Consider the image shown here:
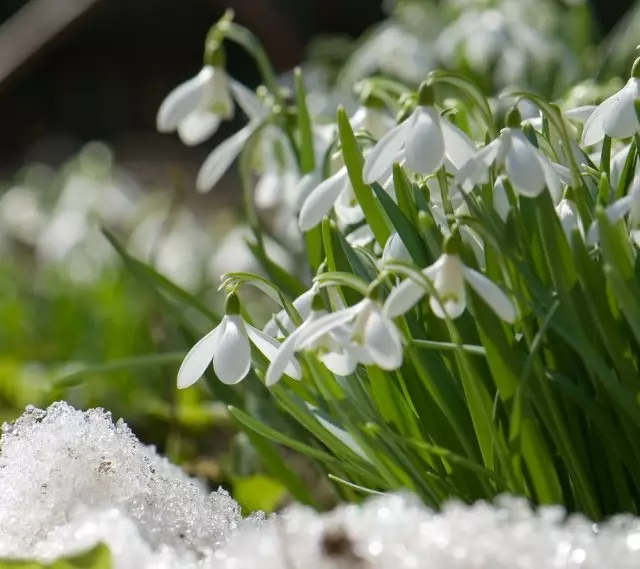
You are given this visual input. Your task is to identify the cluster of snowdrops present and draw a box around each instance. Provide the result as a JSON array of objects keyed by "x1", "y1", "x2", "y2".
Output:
[{"x1": 151, "y1": 8, "x2": 640, "y2": 519}]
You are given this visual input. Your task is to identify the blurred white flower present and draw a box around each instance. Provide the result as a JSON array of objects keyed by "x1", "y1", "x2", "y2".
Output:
[
  {"x1": 157, "y1": 66, "x2": 234, "y2": 146},
  {"x1": 196, "y1": 82, "x2": 268, "y2": 193},
  {"x1": 385, "y1": 253, "x2": 516, "y2": 322},
  {"x1": 382, "y1": 232, "x2": 411, "y2": 263},
  {"x1": 350, "y1": 105, "x2": 396, "y2": 140},
  {"x1": 556, "y1": 199, "x2": 584, "y2": 243}
]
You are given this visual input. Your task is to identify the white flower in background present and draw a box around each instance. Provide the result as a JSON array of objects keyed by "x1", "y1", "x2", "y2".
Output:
[
  {"x1": 587, "y1": 176, "x2": 640, "y2": 245},
  {"x1": 582, "y1": 61, "x2": 640, "y2": 146},
  {"x1": 556, "y1": 199, "x2": 584, "y2": 243},
  {"x1": 178, "y1": 295, "x2": 301, "y2": 388},
  {"x1": 493, "y1": 176, "x2": 512, "y2": 222},
  {"x1": 208, "y1": 225, "x2": 293, "y2": 279},
  {"x1": 363, "y1": 84, "x2": 476, "y2": 183},
  {"x1": 350, "y1": 102, "x2": 396, "y2": 140},
  {"x1": 156, "y1": 65, "x2": 234, "y2": 146},
  {"x1": 457, "y1": 110, "x2": 561, "y2": 200},
  {"x1": 266, "y1": 295, "x2": 404, "y2": 385},
  {"x1": 384, "y1": 245, "x2": 516, "y2": 323},
  {"x1": 196, "y1": 81, "x2": 269, "y2": 193},
  {"x1": 253, "y1": 126, "x2": 299, "y2": 210},
  {"x1": 382, "y1": 232, "x2": 412, "y2": 263}
]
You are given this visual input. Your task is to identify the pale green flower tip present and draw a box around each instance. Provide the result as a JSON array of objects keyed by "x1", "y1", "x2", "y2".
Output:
[
  {"x1": 632, "y1": 57, "x2": 640, "y2": 79},
  {"x1": 204, "y1": 44, "x2": 226, "y2": 68},
  {"x1": 225, "y1": 293, "x2": 241, "y2": 315},
  {"x1": 417, "y1": 82, "x2": 436, "y2": 107},
  {"x1": 443, "y1": 229, "x2": 463, "y2": 255},
  {"x1": 505, "y1": 106, "x2": 522, "y2": 129}
]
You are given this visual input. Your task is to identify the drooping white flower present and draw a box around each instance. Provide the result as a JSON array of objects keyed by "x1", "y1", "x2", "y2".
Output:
[
  {"x1": 382, "y1": 232, "x2": 411, "y2": 263},
  {"x1": 457, "y1": 113, "x2": 561, "y2": 200},
  {"x1": 384, "y1": 251, "x2": 516, "y2": 323},
  {"x1": 556, "y1": 199, "x2": 584, "y2": 243},
  {"x1": 266, "y1": 296, "x2": 404, "y2": 385},
  {"x1": 587, "y1": 176, "x2": 640, "y2": 245},
  {"x1": 178, "y1": 296, "x2": 301, "y2": 388},
  {"x1": 350, "y1": 104, "x2": 396, "y2": 140},
  {"x1": 157, "y1": 66, "x2": 234, "y2": 146},
  {"x1": 363, "y1": 84, "x2": 476, "y2": 183},
  {"x1": 582, "y1": 63, "x2": 640, "y2": 146},
  {"x1": 196, "y1": 82, "x2": 269, "y2": 193}
]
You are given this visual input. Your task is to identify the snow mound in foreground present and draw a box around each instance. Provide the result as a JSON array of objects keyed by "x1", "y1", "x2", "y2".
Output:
[{"x1": 2, "y1": 402, "x2": 640, "y2": 568}]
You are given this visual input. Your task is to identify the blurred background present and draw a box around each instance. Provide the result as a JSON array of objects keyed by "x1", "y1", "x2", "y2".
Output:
[{"x1": 0, "y1": 0, "x2": 639, "y2": 513}]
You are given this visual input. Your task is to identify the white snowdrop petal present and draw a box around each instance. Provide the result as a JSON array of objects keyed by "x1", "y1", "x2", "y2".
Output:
[
  {"x1": 298, "y1": 168, "x2": 349, "y2": 231},
  {"x1": 265, "y1": 331, "x2": 299, "y2": 386},
  {"x1": 292, "y1": 288, "x2": 317, "y2": 322},
  {"x1": 346, "y1": 224, "x2": 375, "y2": 247},
  {"x1": 463, "y1": 267, "x2": 517, "y2": 323},
  {"x1": 493, "y1": 176, "x2": 511, "y2": 222},
  {"x1": 229, "y1": 79, "x2": 266, "y2": 121},
  {"x1": 363, "y1": 310, "x2": 404, "y2": 370},
  {"x1": 429, "y1": 291, "x2": 466, "y2": 320},
  {"x1": 456, "y1": 138, "x2": 501, "y2": 191},
  {"x1": 334, "y1": 186, "x2": 366, "y2": 225},
  {"x1": 295, "y1": 306, "x2": 361, "y2": 351},
  {"x1": 245, "y1": 324, "x2": 301, "y2": 380},
  {"x1": 196, "y1": 126, "x2": 254, "y2": 193},
  {"x1": 156, "y1": 67, "x2": 213, "y2": 132},
  {"x1": 536, "y1": 152, "x2": 562, "y2": 203},
  {"x1": 404, "y1": 107, "x2": 445, "y2": 176},
  {"x1": 563, "y1": 105, "x2": 596, "y2": 124},
  {"x1": 441, "y1": 119, "x2": 477, "y2": 170},
  {"x1": 582, "y1": 92, "x2": 619, "y2": 146},
  {"x1": 177, "y1": 112, "x2": 221, "y2": 146},
  {"x1": 605, "y1": 194, "x2": 635, "y2": 224},
  {"x1": 176, "y1": 324, "x2": 221, "y2": 389},
  {"x1": 320, "y1": 350, "x2": 358, "y2": 376},
  {"x1": 602, "y1": 79, "x2": 640, "y2": 140},
  {"x1": 363, "y1": 121, "x2": 408, "y2": 183},
  {"x1": 254, "y1": 171, "x2": 281, "y2": 209},
  {"x1": 213, "y1": 315, "x2": 252, "y2": 385},
  {"x1": 382, "y1": 232, "x2": 411, "y2": 263},
  {"x1": 505, "y1": 133, "x2": 546, "y2": 197},
  {"x1": 384, "y1": 277, "x2": 427, "y2": 318}
]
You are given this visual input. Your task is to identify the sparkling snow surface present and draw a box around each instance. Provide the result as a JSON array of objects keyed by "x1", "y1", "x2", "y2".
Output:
[{"x1": 2, "y1": 402, "x2": 640, "y2": 568}]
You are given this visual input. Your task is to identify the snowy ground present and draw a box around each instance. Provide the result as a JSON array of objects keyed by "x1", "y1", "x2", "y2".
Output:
[{"x1": 1, "y1": 402, "x2": 640, "y2": 568}]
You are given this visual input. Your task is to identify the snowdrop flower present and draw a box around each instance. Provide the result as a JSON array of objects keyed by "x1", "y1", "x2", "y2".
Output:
[
  {"x1": 556, "y1": 198, "x2": 584, "y2": 243},
  {"x1": 587, "y1": 176, "x2": 640, "y2": 245},
  {"x1": 457, "y1": 108, "x2": 561, "y2": 200},
  {"x1": 177, "y1": 294, "x2": 301, "y2": 388},
  {"x1": 266, "y1": 295, "x2": 404, "y2": 385},
  {"x1": 196, "y1": 81, "x2": 269, "y2": 193},
  {"x1": 157, "y1": 63, "x2": 234, "y2": 146},
  {"x1": 385, "y1": 236, "x2": 516, "y2": 323},
  {"x1": 350, "y1": 100, "x2": 396, "y2": 140},
  {"x1": 363, "y1": 83, "x2": 476, "y2": 183},
  {"x1": 253, "y1": 126, "x2": 299, "y2": 210},
  {"x1": 493, "y1": 176, "x2": 512, "y2": 222},
  {"x1": 582, "y1": 60, "x2": 640, "y2": 146},
  {"x1": 382, "y1": 232, "x2": 411, "y2": 263}
]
